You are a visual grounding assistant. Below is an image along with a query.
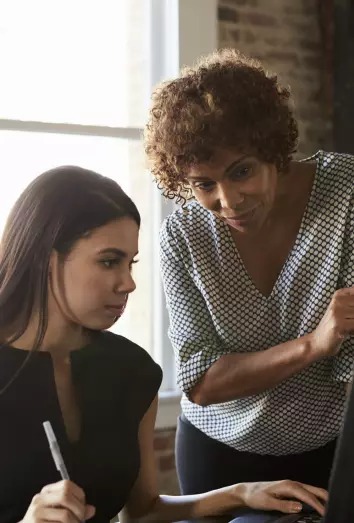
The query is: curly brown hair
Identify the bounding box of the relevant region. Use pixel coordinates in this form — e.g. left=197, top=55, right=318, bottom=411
left=144, top=48, right=298, bottom=202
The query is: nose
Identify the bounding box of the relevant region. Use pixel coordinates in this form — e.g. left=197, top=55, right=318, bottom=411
left=218, top=181, right=244, bottom=210
left=115, top=269, right=136, bottom=295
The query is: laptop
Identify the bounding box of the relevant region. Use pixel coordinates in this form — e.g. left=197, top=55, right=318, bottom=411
left=230, top=378, right=354, bottom=523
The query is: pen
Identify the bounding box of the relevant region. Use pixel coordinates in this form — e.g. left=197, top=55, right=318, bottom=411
left=43, top=420, right=70, bottom=480
left=43, top=421, right=86, bottom=522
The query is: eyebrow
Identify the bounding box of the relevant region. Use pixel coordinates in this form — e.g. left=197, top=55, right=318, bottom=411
left=98, top=248, right=139, bottom=258
left=186, top=154, right=250, bottom=181
left=224, top=154, right=250, bottom=175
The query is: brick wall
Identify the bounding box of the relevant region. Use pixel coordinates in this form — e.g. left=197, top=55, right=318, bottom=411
left=154, top=429, right=180, bottom=494
left=218, top=0, right=333, bottom=158
left=154, top=0, right=332, bottom=495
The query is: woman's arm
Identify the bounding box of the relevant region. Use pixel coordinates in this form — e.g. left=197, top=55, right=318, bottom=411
left=160, top=219, right=348, bottom=406
left=190, top=287, right=354, bottom=405
left=119, top=396, right=327, bottom=523
left=190, top=334, right=317, bottom=405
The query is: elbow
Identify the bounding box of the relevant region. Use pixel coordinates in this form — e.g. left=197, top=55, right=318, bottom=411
left=189, top=381, right=213, bottom=406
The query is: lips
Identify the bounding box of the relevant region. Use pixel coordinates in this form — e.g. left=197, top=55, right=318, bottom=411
left=223, top=207, right=257, bottom=228
left=224, top=208, right=255, bottom=220
left=224, top=210, right=254, bottom=221
left=105, top=298, right=128, bottom=318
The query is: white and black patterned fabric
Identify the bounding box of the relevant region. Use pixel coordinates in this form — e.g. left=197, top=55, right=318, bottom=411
left=160, top=150, right=354, bottom=456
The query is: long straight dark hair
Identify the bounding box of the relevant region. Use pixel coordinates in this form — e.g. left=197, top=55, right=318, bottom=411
left=0, top=165, right=140, bottom=393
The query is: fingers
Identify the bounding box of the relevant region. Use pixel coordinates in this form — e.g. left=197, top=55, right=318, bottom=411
left=31, top=506, right=80, bottom=522
left=40, top=490, right=85, bottom=522
left=85, top=504, right=96, bottom=520
left=267, top=498, right=303, bottom=515
left=42, top=479, right=85, bottom=504
left=41, top=486, right=85, bottom=521
left=299, top=483, right=328, bottom=504
left=25, top=480, right=94, bottom=523
left=270, top=481, right=326, bottom=516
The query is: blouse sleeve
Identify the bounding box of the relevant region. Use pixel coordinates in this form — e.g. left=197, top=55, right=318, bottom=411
left=332, top=195, right=354, bottom=383
left=160, top=218, right=231, bottom=397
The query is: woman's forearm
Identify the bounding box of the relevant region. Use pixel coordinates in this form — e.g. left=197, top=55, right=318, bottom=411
left=122, top=484, right=243, bottom=522
left=190, top=333, right=319, bottom=405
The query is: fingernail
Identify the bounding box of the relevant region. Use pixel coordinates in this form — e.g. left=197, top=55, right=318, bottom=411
left=291, top=503, right=302, bottom=512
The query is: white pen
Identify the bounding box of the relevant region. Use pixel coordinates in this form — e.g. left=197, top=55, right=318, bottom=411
left=43, top=421, right=86, bottom=522
left=43, top=420, right=70, bottom=480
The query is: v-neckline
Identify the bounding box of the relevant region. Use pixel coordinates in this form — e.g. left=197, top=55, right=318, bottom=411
left=221, top=151, right=322, bottom=301
left=45, top=351, right=83, bottom=446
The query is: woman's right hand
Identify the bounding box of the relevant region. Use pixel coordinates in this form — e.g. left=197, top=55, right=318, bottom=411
left=309, top=287, right=354, bottom=359
left=21, top=480, right=96, bottom=522
left=238, top=479, right=328, bottom=516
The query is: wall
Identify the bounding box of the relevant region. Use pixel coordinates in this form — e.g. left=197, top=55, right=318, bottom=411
left=154, top=428, right=180, bottom=494
left=154, top=0, right=332, bottom=495
left=218, top=0, right=332, bottom=157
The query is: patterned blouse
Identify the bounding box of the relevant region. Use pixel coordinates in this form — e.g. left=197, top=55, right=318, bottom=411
left=160, top=151, right=354, bottom=455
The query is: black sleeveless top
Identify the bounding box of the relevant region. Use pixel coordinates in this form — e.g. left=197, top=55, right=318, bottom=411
left=0, top=331, right=162, bottom=523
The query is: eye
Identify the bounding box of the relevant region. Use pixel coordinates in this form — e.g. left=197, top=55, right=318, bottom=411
left=193, top=181, right=215, bottom=193
left=101, top=259, right=120, bottom=269
left=230, top=166, right=250, bottom=180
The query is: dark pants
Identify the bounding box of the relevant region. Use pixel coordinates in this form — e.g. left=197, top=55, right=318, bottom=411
left=176, top=415, right=337, bottom=495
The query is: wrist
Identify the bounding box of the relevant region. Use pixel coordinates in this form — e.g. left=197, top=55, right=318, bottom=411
left=301, top=333, right=323, bottom=364
left=230, top=483, right=248, bottom=508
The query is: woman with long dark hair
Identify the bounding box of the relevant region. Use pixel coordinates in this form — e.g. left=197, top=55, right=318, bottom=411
left=0, top=166, right=327, bottom=523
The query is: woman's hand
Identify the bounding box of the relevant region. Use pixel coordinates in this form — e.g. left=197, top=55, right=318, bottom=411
left=309, top=287, right=354, bottom=359
left=237, top=480, right=328, bottom=516
left=22, top=480, right=96, bottom=522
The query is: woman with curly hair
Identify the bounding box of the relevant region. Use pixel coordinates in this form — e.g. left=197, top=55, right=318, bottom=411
left=144, top=49, right=354, bottom=495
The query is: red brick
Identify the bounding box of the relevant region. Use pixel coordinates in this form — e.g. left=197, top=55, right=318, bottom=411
left=230, top=29, right=240, bottom=42
left=284, top=6, right=316, bottom=16
left=264, top=37, right=282, bottom=46
left=159, top=454, right=176, bottom=472
left=298, top=39, right=320, bottom=52
left=283, top=6, right=304, bottom=15
left=283, top=19, right=316, bottom=34
left=218, top=6, right=239, bottom=23
left=266, top=51, right=300, bottom=66
left=302, top=55, right=320, bottom=69
left=241, top=12, right=277, bottom=27
left=219, top=26, right=229, bottom=43
left=297, top=107, right=322, bottom=120
left=228, top=0, right=247, bottom=5
left=154, top=433, right=175, bottom=451
left=244, top=30, right=257, bottom=44
left=302, top=5, right=317, bottom=16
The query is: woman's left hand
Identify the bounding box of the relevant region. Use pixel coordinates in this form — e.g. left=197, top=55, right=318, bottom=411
left=237, top=480, right=328, bottom=516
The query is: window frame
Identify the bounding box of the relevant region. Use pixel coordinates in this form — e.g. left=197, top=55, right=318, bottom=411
left=149, top=0, right=217, bottom=428
left=0, top=0, right=218, bottom=429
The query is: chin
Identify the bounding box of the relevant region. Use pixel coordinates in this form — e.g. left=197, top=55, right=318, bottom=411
left=83, top=317, right=120, bottom=331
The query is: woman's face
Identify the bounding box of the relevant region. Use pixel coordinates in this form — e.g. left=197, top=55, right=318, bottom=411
left=186, top=149, right=278, bottom=234
left=49, top=217, right=139, bottom=330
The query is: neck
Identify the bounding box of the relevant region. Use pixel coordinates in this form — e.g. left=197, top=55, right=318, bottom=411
left=268, top=160, right=316, bottom=223
left=9, top=312, right=91, bottom=361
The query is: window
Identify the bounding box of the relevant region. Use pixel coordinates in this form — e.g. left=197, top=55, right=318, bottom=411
left=0, top=0, right=154, bottom=355
left=0, top=0, right=217, bottom=422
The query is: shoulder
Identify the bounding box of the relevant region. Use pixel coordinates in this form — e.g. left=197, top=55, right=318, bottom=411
left=99, top=332, right=163, bottom=421
left=160, top=200, right=220, bottom=256
left=98, top=330, right=162, bottom=382
left=161, top=200, right=214, bottom=237
left=78, top=331, right=162, bottom=393
left=315, top=150, right=354, bottom=192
